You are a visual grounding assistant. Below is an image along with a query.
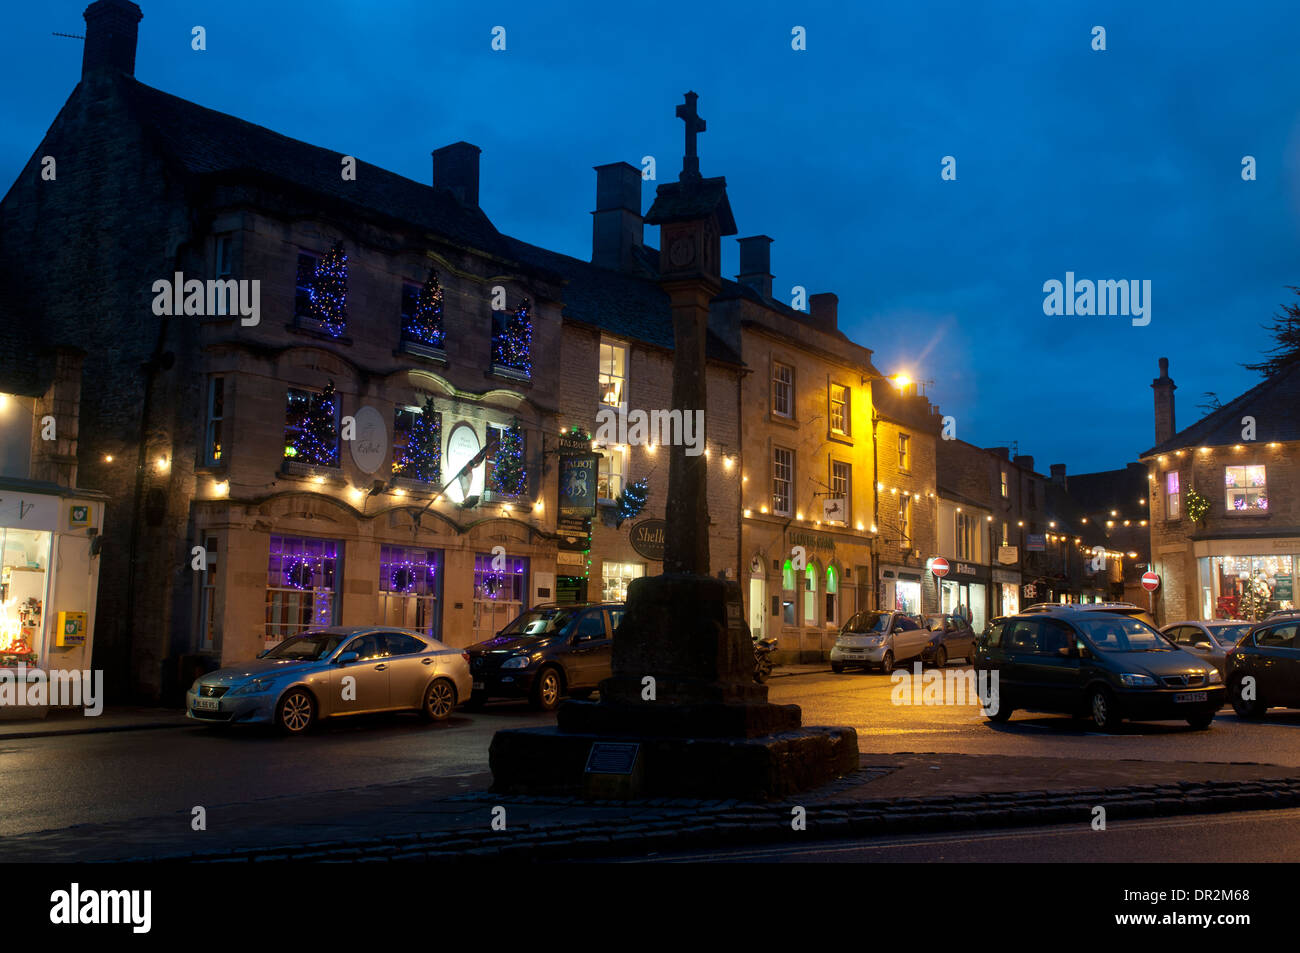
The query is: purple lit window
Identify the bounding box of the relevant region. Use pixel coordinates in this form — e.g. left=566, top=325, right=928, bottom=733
left=265, top=536, right=340, bottom=638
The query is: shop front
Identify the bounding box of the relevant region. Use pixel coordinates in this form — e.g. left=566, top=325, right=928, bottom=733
left=880, top=565, right=924, bottom=615
left=993, top=568, right=1020, bottom=618
left=0, top=481, right=105, bottom=715
left=1193, top=537, right=1300, bottom=620
left=939, top=561, right=989, bottom=633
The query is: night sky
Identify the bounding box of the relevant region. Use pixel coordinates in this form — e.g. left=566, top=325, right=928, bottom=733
left=4, top=0, right=1298, bottom=473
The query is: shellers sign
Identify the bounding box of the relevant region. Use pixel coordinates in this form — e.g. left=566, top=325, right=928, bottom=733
left=152, top=271, right=260, bottom=326
left=629, top=519, right=666, bottom=561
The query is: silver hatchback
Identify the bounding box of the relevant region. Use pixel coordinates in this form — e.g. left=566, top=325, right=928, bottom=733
left=186, top=627, right=473, bottom=733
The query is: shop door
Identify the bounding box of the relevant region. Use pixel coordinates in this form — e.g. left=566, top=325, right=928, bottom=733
left=749, top=577, right=767, bottom=638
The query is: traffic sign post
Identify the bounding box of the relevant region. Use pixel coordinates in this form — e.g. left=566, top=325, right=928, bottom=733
left=931, top=557, right=949, bottom=578
left=1142, top=570, right=1160, bottom=624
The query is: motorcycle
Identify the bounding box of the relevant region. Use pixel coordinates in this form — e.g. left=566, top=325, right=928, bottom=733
left=753, top=634, right=778, bottom=683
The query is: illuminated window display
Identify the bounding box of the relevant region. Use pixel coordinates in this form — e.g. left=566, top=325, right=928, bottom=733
left=1200, top=554, right=1293, bottom=620
left=601, top=561, right=643, bottom=603
left=378, top=545, right=442, bottom=639
left=0, top=528, right=52, bottom=666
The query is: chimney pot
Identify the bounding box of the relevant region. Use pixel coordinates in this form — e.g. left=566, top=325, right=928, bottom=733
left=1151, top=356, right=1177, bottom=445
left=736, top=235, right=773, bottom=299
left=810, top=293, right=838, bottom=330
left=432, top=141, right=481, bottom=207
left=591, top=162, right=643, bottom=272
left=1013, top=454, right=1035, bottom=474
left=82, top=0, right=143, bottom=78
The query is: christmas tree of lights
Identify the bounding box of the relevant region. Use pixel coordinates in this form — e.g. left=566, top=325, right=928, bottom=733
left=1240, top=570, right=1272, bottom=621
left=398, top=395, right=442, bottom=483
left=310, top=242, right=349, bottom=337
left=405, top=267, right=445, bottom=348
left=493, top=298, right=532, bottom=375
left=493, top=418, right=527, bottom=496
left=615, top=477, right=649, bottom=527
left=285, top=381, right=339, bottom=466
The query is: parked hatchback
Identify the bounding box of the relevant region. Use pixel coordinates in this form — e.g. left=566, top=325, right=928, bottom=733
left=1160, top=620, right=1252, bottom=676
left=975, top=608, right=1224, bottom=731
left=465, top=602, right=624, bottom=710
left=187, top=626, right=473, bottom=734
left=830, top=610, right=928, bottom=674
left=1227, top=617, right=1300, bottom=718
left=920, top=613, right=976, bottom=667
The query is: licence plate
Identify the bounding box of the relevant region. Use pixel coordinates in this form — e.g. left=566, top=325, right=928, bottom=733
left=473, top=680, right=485, bottom=691
left=193, top=697, right=220, bottom=711
left=1174, top=692, right=1207, bottom=703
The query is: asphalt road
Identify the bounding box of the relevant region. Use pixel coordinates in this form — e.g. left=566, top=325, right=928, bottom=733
left=4, top=663, right=1300, bottom=839
left=639, top=806, right=1300, bottom=863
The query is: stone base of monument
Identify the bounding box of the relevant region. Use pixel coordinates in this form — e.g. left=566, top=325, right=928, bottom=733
left=488, top=722, right=859, bottom=800
left=488, top=573, right=859, bottom=799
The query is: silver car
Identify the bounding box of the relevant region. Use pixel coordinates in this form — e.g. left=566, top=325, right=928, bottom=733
left=186, top=626, right=473, bottom=733
left=830, top=610, right=929, bottom=674
left=1160, top=620, right=1253, bottom=676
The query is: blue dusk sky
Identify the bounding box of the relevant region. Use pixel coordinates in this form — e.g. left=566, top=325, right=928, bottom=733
left=3, top=0, right=1298, bottom=474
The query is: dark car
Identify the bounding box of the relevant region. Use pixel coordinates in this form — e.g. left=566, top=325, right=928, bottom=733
left=464, top=602, right=624, bottom=711
left=1160, top=620, right=1252, bottom=676
left=1226, top=617, right=1300, bottom=718
left=920, top=613, right=976, bottom=667
left=974, top=607, right=1225, bottom=731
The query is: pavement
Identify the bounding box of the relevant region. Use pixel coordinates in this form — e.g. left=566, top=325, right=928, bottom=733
left=6, top=700, right=1300, bottom=862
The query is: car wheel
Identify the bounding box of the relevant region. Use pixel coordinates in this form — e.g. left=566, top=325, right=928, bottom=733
left=831, top=661, right=845, bottom=674
left=530, top=667, right=563, bottom=711
left=934, top=646, right=947, bottom=668
left=275, top=689, right=316, bottom=735
left=878, top=651, right=894, bottom=674
left=1230, top=677, right=1266, bottom=719
left=1087, top=686, right=1120, bottom=732
left=985, top=701, right=1013, bottom=723
left=1185, top=711, right=1214, bottom=730
left=419, top=678, right=456, bottom=721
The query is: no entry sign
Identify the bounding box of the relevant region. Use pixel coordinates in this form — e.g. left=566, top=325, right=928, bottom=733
left=931, top=557, right=950, bottom=578
left=1141, top=571, right=1160, bottom=592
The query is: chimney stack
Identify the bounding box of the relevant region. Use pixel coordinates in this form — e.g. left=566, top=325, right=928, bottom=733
left=1049, top=463, right=1067, bottom=488
left=432, top=142, right=481, bottom=207
left=82, top=0, right=143, bottom=78
left=1013, top=454, right=1035, bottom=474
left=810, top=293, right=838, bottom=331
left=1152, top=356, right=1176, bottom=445
left=737, top=235, right=773, bottom=299
left=591, top=162, right=643, bottom=272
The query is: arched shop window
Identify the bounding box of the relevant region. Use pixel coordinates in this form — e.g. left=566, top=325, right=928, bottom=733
left=804, top=564, right=819, bottom=626
left=825, top=565, right=839, bottom=626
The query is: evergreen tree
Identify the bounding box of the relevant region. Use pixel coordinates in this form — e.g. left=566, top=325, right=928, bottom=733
left=311, top=241, right=349, bottom=337
left=286, top=380, right=339, bottom=465
left=1244, top=286, right=1300, bottom=377
left=494, top=298, right=533, bottom=374
left=400, top=395, right=442, bottom=483
left=405, top=267, right=445, bottom=347
left=1239, top=570, right=1272, bottom=621
left=492, top=418, right=526, bottom=495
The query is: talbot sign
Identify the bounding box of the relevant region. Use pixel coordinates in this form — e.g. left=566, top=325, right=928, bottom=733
left=629, top=519, right=666, bottom=561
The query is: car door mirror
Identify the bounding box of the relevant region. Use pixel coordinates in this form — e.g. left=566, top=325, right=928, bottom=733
left=1195, top=641, right=1213, bottom=651
left=336, top=650, right=358, bottom=665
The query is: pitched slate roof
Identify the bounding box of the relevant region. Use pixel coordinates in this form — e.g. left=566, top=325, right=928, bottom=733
left=1141, top=363, right=1300, bottom=456
left=119, top=76, right=742, bottom=365
left=120, top=77, right=512, bottom=263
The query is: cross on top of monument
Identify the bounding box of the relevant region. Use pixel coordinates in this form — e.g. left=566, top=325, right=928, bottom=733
left=676, top=91, right=706, bottom=181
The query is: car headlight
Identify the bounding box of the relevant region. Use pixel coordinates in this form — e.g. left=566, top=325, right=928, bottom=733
left=1206, top=669, right=1222, bottom=684
left=228, top=677, right=275, bottom=696
left=1120, top=673, right=1157, bottom=688
left=501, top=655, right=531, bottom=669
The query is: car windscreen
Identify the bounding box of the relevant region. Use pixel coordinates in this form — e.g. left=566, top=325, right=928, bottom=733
left=1209, top=625, right=1250, bottom=647
left=264, top=632, right=346, bottom=661
left=1074, top=616, right=1173, bottom=653
left=498, top=608, right=576, bottom=638
left=843, top=613, right=890, bottom=634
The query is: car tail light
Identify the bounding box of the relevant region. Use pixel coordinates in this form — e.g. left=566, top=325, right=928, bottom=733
left=462, top=651, right=471, bottom=664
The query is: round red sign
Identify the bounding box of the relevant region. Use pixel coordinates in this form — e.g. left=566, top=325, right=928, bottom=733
left=1141, top=571, right=1160, bottom=592
left=931, top=557, right=950, bottom=577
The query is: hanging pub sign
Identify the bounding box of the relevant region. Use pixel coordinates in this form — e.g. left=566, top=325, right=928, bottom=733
left=629, top=519, right=666, bottom=561
left=558, top=454, right=599, bottom=522
left=1026, top=534, right=1046, bottom=552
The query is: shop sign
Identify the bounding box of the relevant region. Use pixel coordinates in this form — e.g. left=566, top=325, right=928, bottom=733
left=558, top=454, right=598, bottom=520
left=955, top=562, right=977, bottom=576
left=790, top=530, right=835, bottom=553
left=0, top=493, right=59, bottom=531
left=629, top=519, right=666, bottom=561
left=998, top=545, right=1018, bottom=564
left=444, top=423, right=484, bottom=504
left=822, top=497, right=846, bottom=524
left=557, top=551, right=585, bottom=567
left=1276, top=576, right=1294, bottom=601
left=348, top=405, right=387, bottom=475
left=1026, top=534, right=1046, bottom=552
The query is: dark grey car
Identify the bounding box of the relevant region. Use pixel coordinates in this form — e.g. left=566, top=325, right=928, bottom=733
left=1160, top=620, right=1251, bottom=676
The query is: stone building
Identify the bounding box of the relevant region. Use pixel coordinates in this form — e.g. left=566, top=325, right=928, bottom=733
left=1141, top=357, right=1300, bottom=624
